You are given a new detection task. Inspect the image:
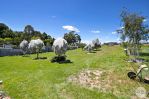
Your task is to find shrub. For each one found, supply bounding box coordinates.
[20,40,28,55]
[52,38,68,56]
[28,39,44,59]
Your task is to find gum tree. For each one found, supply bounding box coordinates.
[117,10,149,59]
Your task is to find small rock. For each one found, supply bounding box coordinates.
[0,80,3,84]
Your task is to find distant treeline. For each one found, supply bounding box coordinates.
[0,23,82,48]
[0,23,55,47]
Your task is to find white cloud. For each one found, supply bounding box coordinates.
[117,38,121,41]
[81,40,90,44]
[143,19,147,22]
[112,31,117,35]
[120,26,124,29]
[104,41,110,43]
[91,30,100,34]
[62,25,80,32]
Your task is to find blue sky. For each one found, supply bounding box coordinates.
[0,0,149,43]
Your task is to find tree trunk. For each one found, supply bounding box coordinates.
[37,52,39,59]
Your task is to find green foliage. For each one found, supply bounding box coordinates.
[118,10,149,57]
[64,31,81,45]
[24,25,34,34]
[93,38,101,49]
[78,43,86,48]
[12,37,21,46]
[0,38,4,44]
[119,10,149,43]
[31,36,41,40]
[44,38,54,46]
[0,23,54,46]
[4,38,12,44]
[75,33,81,43]
[121,42,128,48]
[0,23,9,38]
[0,23,15,39]
[12,45,19,49]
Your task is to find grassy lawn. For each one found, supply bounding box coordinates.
[0,45,148,99]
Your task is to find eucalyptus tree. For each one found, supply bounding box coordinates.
[75,33,81,43]
[0,23,9,38]
[20,40,28,55]
[24,25,35,41]
[64,31,76,44]
[24,25,34,34]
[117,10,149,58]
[64,31,81,45]
[28,39,44,59]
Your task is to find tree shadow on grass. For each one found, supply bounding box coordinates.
[139,52,149,62]
[140,52,149,57]
[22,55,30,57]
[125,57,149,63]
[58,60,73,64]
[93,49,101,51]
[50,56,73,64]
[33,57,47,60]
[90,51,96,53]
[138,58,149,62]
[51,59,73,64]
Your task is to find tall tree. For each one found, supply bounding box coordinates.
[64,31,75,44]
[63,31,81,45]
[42,32,48,40]
[0,23,54,47]
[23,25,35,41]
[75,34,81,43]
[117,10,149,57]
[24,25,34,34]
[0,23,9,38]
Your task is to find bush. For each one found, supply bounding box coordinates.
[78,43,86,49]
[12,45,19,49]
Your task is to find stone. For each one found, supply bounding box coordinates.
[0,80,3,84]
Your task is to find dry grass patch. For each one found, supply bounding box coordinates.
[67,69,139,97]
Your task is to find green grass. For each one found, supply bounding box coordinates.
[0,45,148,99]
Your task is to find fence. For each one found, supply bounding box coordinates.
[0,48,23,56]
[0,45,53,57]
